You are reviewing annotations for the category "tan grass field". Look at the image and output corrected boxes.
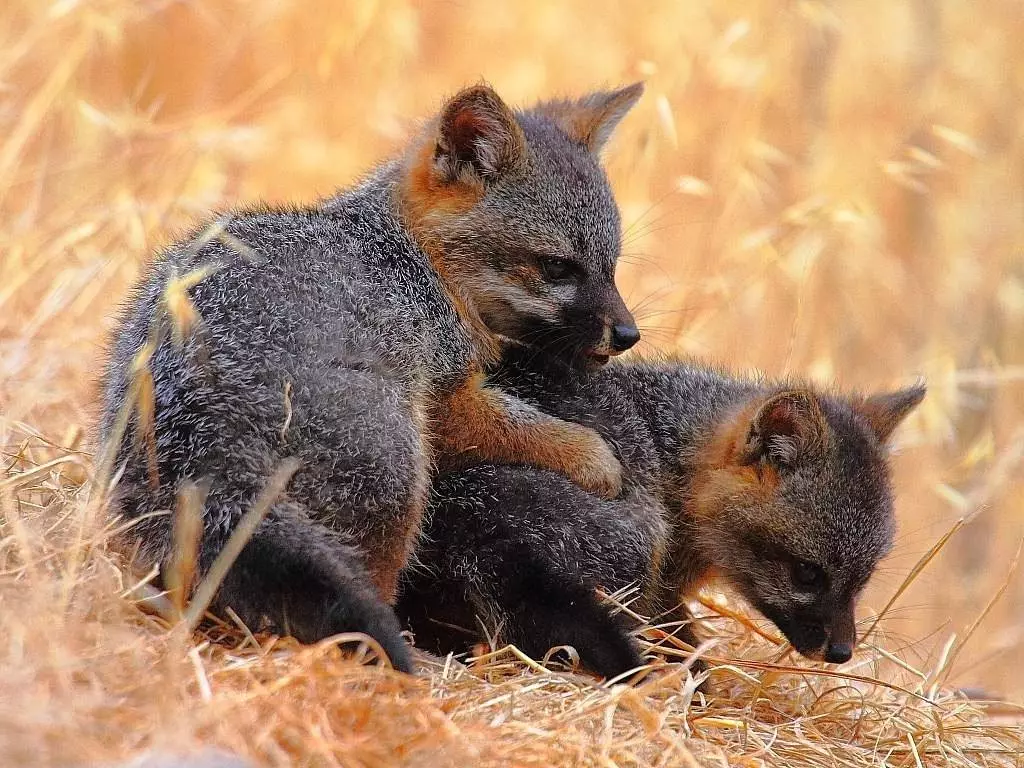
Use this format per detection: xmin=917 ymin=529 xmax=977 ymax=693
xmin=2 ymin=1 xmax=1023 ymax=765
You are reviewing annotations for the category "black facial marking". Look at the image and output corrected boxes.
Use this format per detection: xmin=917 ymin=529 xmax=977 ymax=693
xmin=538 ymin=256 xmax=581 ymax=283
xmin=791 ymin=559 xmax=827 ymax=592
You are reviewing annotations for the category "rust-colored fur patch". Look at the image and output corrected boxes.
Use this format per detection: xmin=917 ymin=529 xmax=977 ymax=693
xmin=367 ymin=388 xmax=433 ymax=603
xmin=432 ymin=369 xmax=620 ymax=498
xmin=689 ymin=400 xmax=782 ymax=522
xmin=400 ymin=132 xmax=484 ymax=233
xmin=397 ymin=136 xmax=501 ymax=364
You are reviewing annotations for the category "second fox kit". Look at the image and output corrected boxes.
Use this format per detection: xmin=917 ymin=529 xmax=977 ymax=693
xmin=98 ymin=83 xmax=644 ymax=672
xmin=400 ymin=346 xmax=924 ymax=678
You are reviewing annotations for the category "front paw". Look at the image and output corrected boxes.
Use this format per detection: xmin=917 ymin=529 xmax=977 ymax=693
xmin=562 ymin=426 xmax=623 ymax=499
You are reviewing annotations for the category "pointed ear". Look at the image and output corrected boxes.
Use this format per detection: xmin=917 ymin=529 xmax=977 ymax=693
xmin=434 ymin=85 xmax=527 ymax=185
xmin=537 ymin=82 xmax=644 ymax=153
xmin=742 ymin=391 xmax=825 ymax=467
xmin=859 ymin=384 xmax=926 ymax=443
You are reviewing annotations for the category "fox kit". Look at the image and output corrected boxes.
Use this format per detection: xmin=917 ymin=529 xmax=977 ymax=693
xmin=400 ymin=346 xmax=924 ymax=678
xmin=98 ymin=83 xmax=645 ymax=672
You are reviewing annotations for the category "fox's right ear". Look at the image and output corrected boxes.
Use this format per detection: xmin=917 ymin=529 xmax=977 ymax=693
xmin=858 ymin=384 xmax=926 ymax=443
xmin=433 ymin=85 xmax=528 ymax=185
xmin=538 ymin=82 xmax=644 ymax=153
xmin=741 ymin=390 xmax=825 ymax=467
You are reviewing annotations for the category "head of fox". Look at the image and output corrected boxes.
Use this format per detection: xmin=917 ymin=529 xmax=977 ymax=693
xmin=400 ymin=83 xmax=643 ymax=368
xmin=693 ymin=385 xmax=925 ymax=663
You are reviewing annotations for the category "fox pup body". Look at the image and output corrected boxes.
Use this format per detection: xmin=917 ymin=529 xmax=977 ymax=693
xmin=400 ymin=346 xmax=924 ymax=678
xmin=99 ymin=84 xmax=645 ymax=672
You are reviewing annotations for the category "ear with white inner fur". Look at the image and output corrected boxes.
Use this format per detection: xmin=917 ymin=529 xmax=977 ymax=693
xmin=859 ymin=384 xmax=926 ymax=443
xmin=743 ymin=390 xmax=825 ymax=467
xmin=434 ymin=85 xmax=527 ymax=185
xmin=537 ymin=82 xmax=644 ymax=153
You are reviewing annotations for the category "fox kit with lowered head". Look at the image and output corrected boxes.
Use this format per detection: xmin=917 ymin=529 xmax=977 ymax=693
xmin=400 ymin=346 xmax=924 ymax=678
xmin=99 ymin=83 xmax=644 ymax=672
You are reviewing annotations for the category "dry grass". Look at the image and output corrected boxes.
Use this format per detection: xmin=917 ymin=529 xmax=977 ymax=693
xmin=1 ymin=0 xmax=1023 ymax=765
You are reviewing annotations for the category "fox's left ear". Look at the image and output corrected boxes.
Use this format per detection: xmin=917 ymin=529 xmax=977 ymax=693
xmin=434 ymin=85 xmax=528 ymax=185
xmin=539 ymin=82 xmax=644 ymax=153
xmin=859 ymin=384 xmax=926 ymax=443
xmin=742 ymin=390 xmax=826 ymax=468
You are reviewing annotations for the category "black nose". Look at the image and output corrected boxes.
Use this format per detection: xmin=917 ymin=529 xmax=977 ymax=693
xmin=610 ymin=324 xmax=640 ymax=352
xmin=824 ymin=642 xmax=852 ymax=664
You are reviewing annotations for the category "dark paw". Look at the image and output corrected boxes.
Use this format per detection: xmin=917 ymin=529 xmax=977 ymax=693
xmin=325 ymin=598 xmax=414 ymax=674
xmin=580 ymin=633 xmax=645 ymax=682
xmin=516 ymin=602 xmax=644 ymax=682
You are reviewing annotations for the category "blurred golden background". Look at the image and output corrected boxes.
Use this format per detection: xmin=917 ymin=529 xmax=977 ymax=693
xmin=2 ymin=0 xmax=1022 ymax=697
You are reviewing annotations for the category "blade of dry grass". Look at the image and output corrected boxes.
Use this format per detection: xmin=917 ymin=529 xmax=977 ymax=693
xmin=858 ymin=518 xmax=966 ymax=651
xmin=932 ymin=539 xmax=1024 ymax=691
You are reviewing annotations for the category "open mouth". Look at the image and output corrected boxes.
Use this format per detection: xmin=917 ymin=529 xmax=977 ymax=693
xmin=585 ymin=352 xmax=611 ymax=366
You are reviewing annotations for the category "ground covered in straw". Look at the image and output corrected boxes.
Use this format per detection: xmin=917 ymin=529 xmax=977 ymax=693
xmin=3 ymin=426 xmax=1022 ymax=766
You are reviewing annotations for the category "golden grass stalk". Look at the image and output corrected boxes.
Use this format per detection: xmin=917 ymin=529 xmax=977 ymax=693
xmin=3 ymin=435 xmax=1023 ymax=765
xmin=183 ymin=458 xmax=300 ymax=632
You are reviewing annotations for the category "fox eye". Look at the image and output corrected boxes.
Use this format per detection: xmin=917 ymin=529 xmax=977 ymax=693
xmin=791 ymin=560 xmax=827 ymax=591
xmin=538 ymin=257 xmax=576 ymax=283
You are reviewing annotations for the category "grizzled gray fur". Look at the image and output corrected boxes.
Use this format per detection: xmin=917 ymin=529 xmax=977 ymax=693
xmin=98 ymin=83 xmax=646 ymax=673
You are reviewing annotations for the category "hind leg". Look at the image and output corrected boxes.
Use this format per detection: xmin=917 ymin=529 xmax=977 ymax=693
xmin=400 ymin=465 xmax=665 ymax=679
xmin=214 ymin=502 xmax=413 ymax=672
xmin=400 ymin=529 xmax=641 ymax=679
xmin=474 ymin=552 xmax=644 ymax=679
xmin=284 ymin=371 xmax=431 ymax=602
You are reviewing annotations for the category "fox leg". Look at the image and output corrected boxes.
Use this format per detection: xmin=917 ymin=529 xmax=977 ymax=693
xmin=283 ymin=371 xmax=431 ymax=604
xmin=474 ymin=556 xmax=643 ymax=680
xmin=648 ymin=561 xmax=711 ymax=676
xmin=433 ymin=370 xmax=623 ymax=498
xmin=151 ymin=368 xmax=426 ymax=672
xmin=651 ymin=594 xmax=706 ymax=666
xmin=399 ymin=465 xmax=652 ymax=680
xmin=400 ymin=541 xmax=641 ymax=680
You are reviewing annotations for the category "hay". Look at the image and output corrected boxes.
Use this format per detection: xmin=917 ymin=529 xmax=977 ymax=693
xmin=2 ymin=429 xmax=1022 ymax=766
xmin=1 ymin=0 xmax=1023 ymax=765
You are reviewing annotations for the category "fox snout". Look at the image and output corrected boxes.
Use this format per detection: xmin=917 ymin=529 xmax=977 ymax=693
xmin=583 ymin=290 xmax=640 ymax=361
xmin=824 ymin=640 xmax=853 ymax=664
xmin=777 ymin=600 xmax=856 ymax=664
xmin=610 ymin=323 xmax=640 ymax=352
xmin=605 ymin=288 xmax=639 ymax=353
xmin=822 ymin=600 xmax=856 ymax=664
xmin=580 ymin=315 xmax=639 ymax=367
xmin=590 ymin=318 xmax=639 ymax=359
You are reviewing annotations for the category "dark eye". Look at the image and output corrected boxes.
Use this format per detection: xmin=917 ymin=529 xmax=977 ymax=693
xmin=538 ymin=257 xmax=576 ymax=283
xmin=791 ymin=560 xmax=827 ymax=591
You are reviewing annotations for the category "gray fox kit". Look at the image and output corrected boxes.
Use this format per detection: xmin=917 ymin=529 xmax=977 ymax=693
xmin=98 ymin=83 xmax=644 ymax=672
xmin=400 ymin=345 xmax=924 ymax=678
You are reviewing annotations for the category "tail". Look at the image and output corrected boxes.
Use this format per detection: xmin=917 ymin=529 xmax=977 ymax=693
xmin=204 ymin=502 xmax=413 ymax=673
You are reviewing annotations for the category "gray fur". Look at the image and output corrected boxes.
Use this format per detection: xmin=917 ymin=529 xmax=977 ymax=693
xmin=404 ymin=346 xmax=924 ymax=671
xmin=423 ymin=99 xmax=638 ymax=359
